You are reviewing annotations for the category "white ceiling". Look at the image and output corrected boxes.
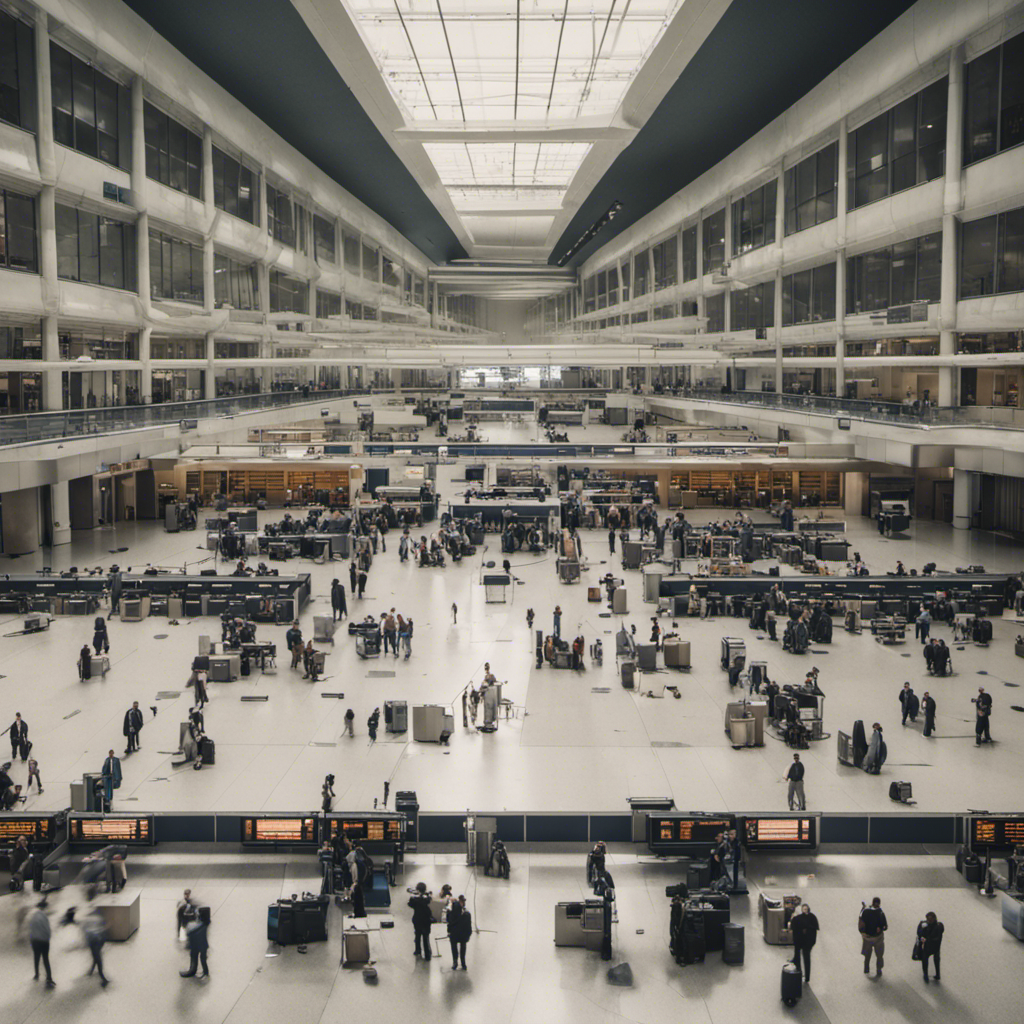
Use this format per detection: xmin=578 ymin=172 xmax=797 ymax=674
xmin=292 ymin=0 xmax=732 ymax=262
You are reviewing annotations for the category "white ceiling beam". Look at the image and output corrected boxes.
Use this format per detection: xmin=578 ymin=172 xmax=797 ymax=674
xmin=395 ymin=118 xmax=637 ymax=144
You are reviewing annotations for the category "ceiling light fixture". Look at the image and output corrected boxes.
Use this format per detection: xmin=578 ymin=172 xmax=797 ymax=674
xmin=556 ymin=200 xmax=623 ymax=267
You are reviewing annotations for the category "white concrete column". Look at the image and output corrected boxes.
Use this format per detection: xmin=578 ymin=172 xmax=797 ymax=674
xmin=50 ymin=482 xmax=71 ymax=546
xmin=938 ymin=47 xmax=965 ymax=408
xmin=836 ymin=117 xmax=848 ymax=245
xmin=202 ymin=129 xmax=216 ymax=314
xmin=133 ymin=77 xmax=152 ymax=326
xmin=34 ymin=9 xmax=56 ymax=184
xmin=773 ymin=270 xmax=783 ymax=393
xmin=202 ymin=128 xmax=214 ymax=206
xmin=952 ymin=468 xmax=973 ymax=530
xmin=41 ymin=315 xmax=60 ymax=410
xmin=139 ymin=326 xmax=152 ymax=403
xmin=775 ymin=166 xmax=785 ymax=245
xmin=835 ymin=247 xmax=846 ymax=396
xmin=39 ymin=181 xmax=61 ymax=410
xmin=723 ymin=194 xmax=732 ymax=337
xmin=205 ymin=332 xmax=217 ymax=400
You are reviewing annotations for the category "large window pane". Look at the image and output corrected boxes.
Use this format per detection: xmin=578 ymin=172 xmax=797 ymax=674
xmin=702 ymin=209 xmax=725 ymax=273
xmin=961 ymin=216 xmax=996 ymax=296
xmin=653 ymin=236 xmax=677 ymax=289
xmin=50 ymin=44 xmax=74 ymax=146
xmin=314 ymin=214 xmax=336 ymax=263
xmin=362 ymin=242 xmax=378 ymax=282
xmin=0 ymin=10 xmax=22 ymax=128
xmin=1001 ymin=33 xmax=1024 ymax=151
xmin=890 ymin=240 xmax=917 ymax=306
xmin=705 ymin=292 xmax=724 ymax=332
xmin=998 ymin=206 xmax=1024 ymax=293
xmin=56 ymin=204 xmax=79 ymax=280
xmin=633 ymin=249 xmax=649 ymax=296
xmin=917 ymin=233 xmax=941 ymax=301
xmin=4 ymin=192 xmax=36 ymax=272
xmin=98 ymin=218 xmax=124 ymax=289
xmin=681 ymin=226 xmax=697 ymax=281
xmin=964 ymin=46 xmax=1000 ymax=163
xmin=77 ymin=210 xmax=99 ymax=284
xmin=71 ymin=55 xmax=97 ymax=157
xmin=343 ymin=231 xmax=360 ymax=274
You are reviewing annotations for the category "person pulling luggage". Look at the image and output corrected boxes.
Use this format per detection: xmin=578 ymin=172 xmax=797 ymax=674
xmin=790 ymin=903 xmax=819 ymax=982
xmin=8 ymin=712 xmax=29 ymax=761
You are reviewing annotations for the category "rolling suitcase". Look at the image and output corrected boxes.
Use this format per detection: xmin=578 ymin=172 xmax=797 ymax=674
xmin=612 ymin=588 xmax=628 ymax=614
xmin=722 ymin=922 xmax=744 ymax=964
xmin=637 ymin=643 xmax=657 ymax=671
xmin=621 ymin=660 xmax=635 ymax=689
xmin=681 ymin=930 xmax=705 ymax=964
xmin=686 ymin=860 xmax=711 ymax=889
xmin=199 ymin=737 xmax=215 ymax=765
xmin=781 ymin=962 xmax=802 ymax=1005
xmin=342 ymin=928 xmax=371 ymax=964
xmin=663 ymin=639 xmax=690 ymax=668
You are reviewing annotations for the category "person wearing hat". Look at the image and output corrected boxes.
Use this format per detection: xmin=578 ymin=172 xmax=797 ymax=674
xmin=330 ymin=579 xmax=347 ymax=622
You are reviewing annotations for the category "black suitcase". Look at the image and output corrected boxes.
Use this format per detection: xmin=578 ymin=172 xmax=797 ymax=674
xmin=722 ymin=922 xmax=744 ymax=964
xmin=964 ymin=856 xmax=984 ymax=884
xmin=681 ymin=930 xmax=705 ymax=964
xmin=781 ymin=962 xmax=802 ymax=1005
xmin=687 ymin=860 xmax=711 ymax=889
xmin=200 ymin=737 xmax=215 ymax=765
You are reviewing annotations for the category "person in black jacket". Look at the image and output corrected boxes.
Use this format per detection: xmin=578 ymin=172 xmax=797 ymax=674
xmin=974 ymin=688 xmax=993 ymax=744
xmin=180 ymin=914 xmax=210 ymax=979
xmin=408 ymin=882 xmax=433 ymax=960
xmin=899 ymin=683 xmax=919 ymax=725
xmin=330 ymin=579 xmax=347 ymax=622
xmin=123 ymin=702 xmax=143 ymax=754
xmin=790 ymin=903 xmax=819 ymax=981
xmin=447 ymin=894 xmax=471 ymax=970
xmin=93 ymin=617 xmax=109 ymax=656
xmin=785 ymin=753 xmax=806 ymax=810
xmin=9 ymin=712 xmax=29 ymax=761
xmin=922 ymin=692 xmax=937 ymax=737
xmin=916 ymin=911 xmax=943 ymax=982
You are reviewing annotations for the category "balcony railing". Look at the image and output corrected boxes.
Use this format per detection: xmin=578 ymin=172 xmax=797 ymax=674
xmin=0 ymin=389 xmax=362 ymax=447
xmin=655 ymin=388 xmax=1021 ymax=428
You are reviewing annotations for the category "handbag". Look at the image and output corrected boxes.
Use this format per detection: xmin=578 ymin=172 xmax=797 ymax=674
xmin=911 ymin=935 xmax=923 ymax=961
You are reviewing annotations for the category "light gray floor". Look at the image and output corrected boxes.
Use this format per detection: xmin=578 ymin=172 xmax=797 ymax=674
xmin=0 ymin=494 xmax=1021 ymax=817
xmin=1 ymin=846 xmax=1018 ymax=1024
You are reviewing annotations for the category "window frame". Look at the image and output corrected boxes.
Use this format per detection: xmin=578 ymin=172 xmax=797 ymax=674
xmin=731 ymin=180 xmax=777 ymax=256
xmin=0 ymin=188 xmax=38 ymax=273
xmin=143 ymin=101 xmax=202 ymax=199
xmin=784 ymin=143 xmax=838 ymax=236
xmin=963 ymin=31 xmax=1024 ymax=166
xmin=149 ymin=227 xmax=203 ymax=304
xmin=782 ymin=263 xmax=836 ymax=326
xmin=50 ymin=42 xmax=126 ymax=169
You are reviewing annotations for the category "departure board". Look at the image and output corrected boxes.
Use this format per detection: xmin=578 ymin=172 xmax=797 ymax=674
xmin=242 ymin=817 xmax=317 ymax=845
xmin=327 ymin=817 xmax=404 ymax=843
xmin=970 ymin=817 xmax=1024 ymax=852
xmin=744 ymin=817 xmax=818 ymax=850
xmin=69 ymin=816 xmax=153 ymax=845
xmin=648 ymin=815 xmax=735 ymax=849
xmin=0 ymin=816 xmax=56 ymax=845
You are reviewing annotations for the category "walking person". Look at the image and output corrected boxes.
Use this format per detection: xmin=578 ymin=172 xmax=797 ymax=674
xmin=608 ymin=528 xmax=616 ymax=554
xmin=448 ymin=894 xmax=471 ymax=970
xmin=26 ymin=755 xmax=43 ymax=794
xmin=401 ymin=618 xmax=413 ymax=660
xmin=916 ymin=911 xmax=943 ymax=982
xmin=30 ymin=900 xmax=56 ymax=988
xmin=974 ymin=687 xmax=993 ymax=745
xmin=915 ymin=605 xmax=931 ymax=643
xmin=92 ymin=617 xmax=109 ymax=656
xmin=101 ymin=750 xmax=121 ymax=810
xmin=349 ymin=561 xmax=357 ymax=595
xmin=286 ymin=621 xmax=303 ymax=670
xmin=330 ymin=579 xmax=347 ymax=622
xmin=553 ymin=605 xmax=562 ymax=640
xmin=790 ymin=903 xmax=819 ymax=983
xmin=859 ymin=897 xmax=887 ymax=977
xmin=357 ymin=568 xmax=368 ymax=599
xmin=451 ymin=602 xmax=458 ymax=624
xmin=785 ymin=753 xmax=806 ymax=810
xmin=81 ymin=909 xmax=110 ymax=987
xmin=180 ymin=912 xmax=210 ymax=979
xmin=343 ymin=709 xmax=355 ymax=738
xmin=383 ymin=609 xmax=397 ymax=656
xmin=922 ymin=692 xmax=937 ymax=737
xmin=367 ymin=707 xmax=380 ymax=743
xmin=123 ymin=702 xmax=144 ymax=754
xmin=408 ymin=882 xmax=433 ymax=960
xmin=899 ymin=683 xmax=919 ymax=726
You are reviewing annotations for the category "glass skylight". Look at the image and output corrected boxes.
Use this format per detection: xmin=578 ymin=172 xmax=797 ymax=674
xmin=343 ymin=1 xmax=683 ymax=218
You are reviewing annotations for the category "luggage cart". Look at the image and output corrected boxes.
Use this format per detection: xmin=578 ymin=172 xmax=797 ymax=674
xmin=314 ymin=616 xmax=336 ymax=644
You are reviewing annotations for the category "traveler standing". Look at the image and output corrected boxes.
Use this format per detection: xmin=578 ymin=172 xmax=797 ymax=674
xmin=9 ymin=712 xmax=29 ymax=761
xmin=123 ymin=702 xmax=144 ymax=754
xmin=790 ymin=904 xmax=818 ymax=982
xmin=29 ymin=901 xmax=56 ymax=987
xmin=343 ymin=709 xmax=355 ymax=738
xmin=383 ymin=609 xmax=397 ymax=656
xmin=553 ymin=605 xmax=562 ymax=640
xmin=180 ymin=913 xmax=210 ymax=979
xmin=408 ymin=882 xmax=433 ymax=960
xmin=608 ymin=528 xmax=616 ymax=554
xmin=286 ymin=621 xmax=303 ymax=670
xmin=402 ymin=618 xmax=413 ymax=660
xmin=899 ymin=683 xmax=919 ymax=725
xmin=349 ymin=561 xmax=357 ymax=595
xmin=785 ymin=753 xmax=806 ymax=810
xmin=101 ymin=750 xmax=121 ymax=809
xmin=922 ymin=692 xmax=937 ymax=737
xmin=357 ymin=569 xmax=368 ymax=599
xmin=862 ymin=723 xmax=884 ymax=774
xmin=448 ymin=894 xmax=471 ymax=969
xmin=367 ymin=707 xmax=380 ymax=743
xmin=915 ymin=606 xmax=931 ymax=643
xmin=452 ymin=602 xmax=458 ymax=624
xmin=974 ymin=688 xmax=993 ymax=744
xmin=93 ymin=617 xmax=109 ymax=655
xmin=330 ymin=579 xmax=347 ymax=622
xmin=859 ymin=897 xmax=887 ymax=977
xmin=916 ymin=911 xmax=943 ymax=982
xmin=26 ymin=755 xmax=43 ymax=793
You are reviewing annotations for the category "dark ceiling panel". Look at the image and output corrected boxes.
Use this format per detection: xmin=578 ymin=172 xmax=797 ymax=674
xmin=121 ymin=0 xmax=466 ymax=265
xmin=550 ymin=0 xmax=919 ymax=267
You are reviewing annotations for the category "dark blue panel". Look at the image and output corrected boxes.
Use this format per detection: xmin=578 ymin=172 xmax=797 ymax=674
xmin=526 ymin=815 xmax=588 ymax=842
xmin=496 ymin=816 xmax=525 ymax=843
xmin=589 ymin=815 xmax=632 ymax=843
xmin=955 ymin=816 xmax=963 ymax=844
xmin=870 ymin=816 xmax=954 ymax=845
xmin=215 ymin=815 xmax=244 ymax=844
xmin=155 ymin=815 xmax=215 ymax=843
xmin=418 ymin=815 xmax=465 ymax=843
xmin=820 ymin=816 xmax=869 ymax=843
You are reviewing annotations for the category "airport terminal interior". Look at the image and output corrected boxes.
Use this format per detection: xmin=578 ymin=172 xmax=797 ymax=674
xmin=1 ymin=1 xmax=1023 ymax=1021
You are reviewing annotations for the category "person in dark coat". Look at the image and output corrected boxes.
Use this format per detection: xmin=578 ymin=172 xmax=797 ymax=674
xmin=916 ymin=911 xmax=943 ymax=982
xmin=93 ymin=618 xmax=109 ymax=655
xmin=9 ymin=712 xmax=29 ymax=760
xmin=78 ymin=644 xmax=93 ymax=680
xmin=107 ymin=570 xmax=122 ymax=620
xmin=899 ymin=683 xmax=919 ymax=725
xmin=448 ymin=894 xmax=471 ymax=969
xmin=123 ymin=702 xmax=144 ymax=754
xmin=180 ymin=914 xmax=210 ymax=978
xmin=780 ymin=501 xmax=794 ymax=532
xmin=922 ymin=692 xmax=937 ymax=737
xmin=330 ymin=579 xmax=347 ymax=622
xmin=790 ymin=903 xmax=819 ymax=981
xmin=408 ymin=882 xmax=433 ymax=960
xmin=357 ymin=569 xmax=368 ymax=599
xmin=974 ymin=688 xmax=993 ymax=744
xmin=349 ymin=561 xmax=357 ymax=594
xmin=367 ymin=707 xmax=380 ymax=743
xmin=285 ymin=622 xmax=303 ymax=670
